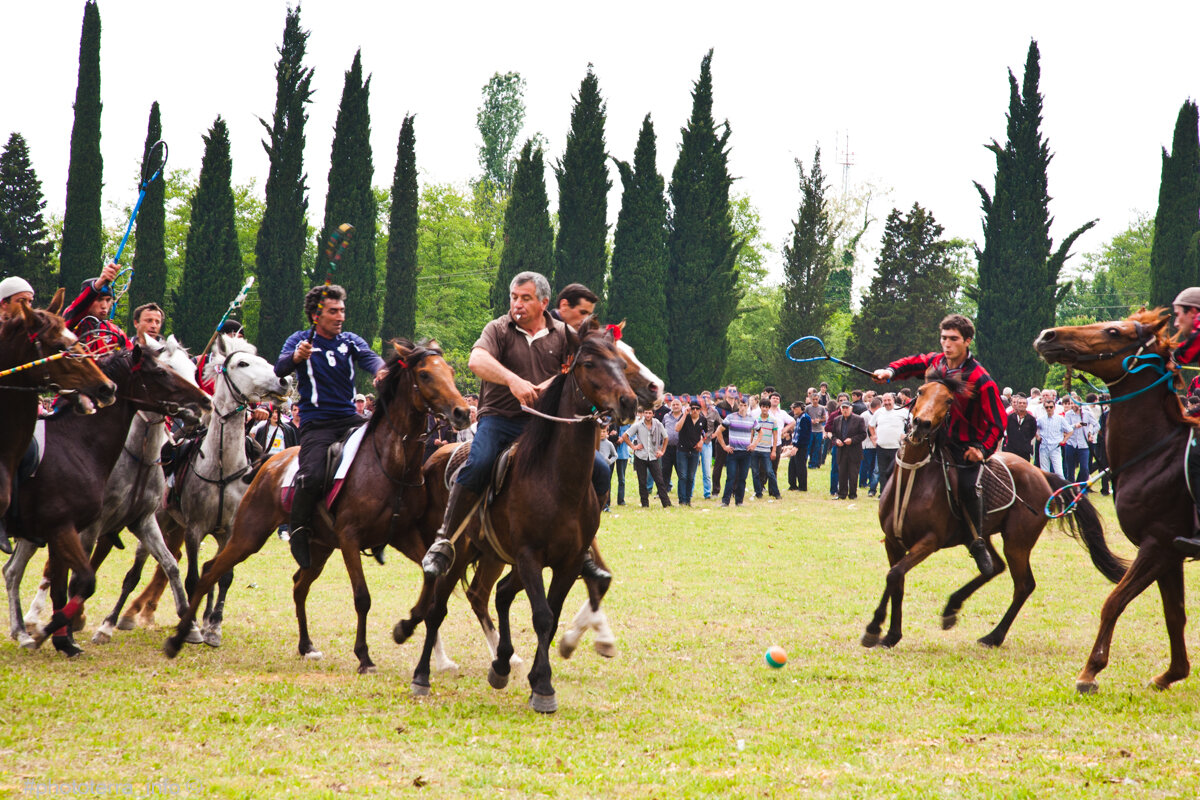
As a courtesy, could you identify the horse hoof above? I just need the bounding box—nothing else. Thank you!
[487,666,510,690]
[16,632,35,650]
[977,636,1002,649]
[91,630,111,645]
[558,638,578,660]
[411,681,431,697]
[1075,680,1099,695]
[860,632,880,648]
[358,664,377,675]
[528,692,557,714]
[136,612,156,628]
[163,638,181,659]
[392,620,413,645]
[29,629,49,650]
[941,614,958,631]
[302,649,324,661]
[509,652,524,668]
[52,636,84,659]
[1150,676,1173,692]
[116,616,137,631]
[593,640,617,659]
[202,629,222,648]
[185,624,204,645]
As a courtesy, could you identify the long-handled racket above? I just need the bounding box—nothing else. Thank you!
[109,139,169,316]
[201,276,256,356]
[307,223,354,342]
[785,335,879,379]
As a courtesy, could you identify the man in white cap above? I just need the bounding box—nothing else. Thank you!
[0,276,34,320]
[1170,287,1200,556]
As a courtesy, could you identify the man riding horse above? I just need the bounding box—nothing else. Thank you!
[421,271,611,584]
[275,283,386,570]
[62,262,131,354]
[872,313,1006,576]
[1167,287,1200,557]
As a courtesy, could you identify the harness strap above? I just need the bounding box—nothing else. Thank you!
[891,441,931,540]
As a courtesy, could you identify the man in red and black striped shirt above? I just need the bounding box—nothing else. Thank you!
[872,314,1005,576]
[1170,288,1200,556]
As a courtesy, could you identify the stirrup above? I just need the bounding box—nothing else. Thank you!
[580,553,612,584]
[421,538,455,578]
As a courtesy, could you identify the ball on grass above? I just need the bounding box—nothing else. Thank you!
[764,645,787,669]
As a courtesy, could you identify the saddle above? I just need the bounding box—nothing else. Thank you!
[279,423,368,513]
[442,441,519,564]
[942,455,1017,521]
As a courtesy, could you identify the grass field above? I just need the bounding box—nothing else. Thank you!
[3,461,1200,799]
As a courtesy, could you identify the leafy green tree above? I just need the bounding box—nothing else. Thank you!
[609,115,668,377]
[846,204,958,370]
[775,149,836,399]
[256,5,314,359]
[316,50,377,352]
[666,49,741,390]
[173,118,242,350]
[723,285,782,394]
[974,40,1095,389]
[554,65,610,301]
[476,71,527,196]
[0,133,56,300]
[60,0,104,294]
[382,114,418,341]
[126,102,167,328]
[490,140,554,316]
[1149,100,1200,307]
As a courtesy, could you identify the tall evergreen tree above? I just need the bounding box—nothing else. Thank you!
[60,0,103,294]
[554,65,610,301]
[489,140,554,317]
[1149,100,1200,307]
[127,102,167,329]
[0,133,56,299]
[173,117,242,350]
[775,149,836,398]
[256,5,314,358]
[476,72,527,196]
[666,50,741,390]
[846,204,958,369]
[974,40,1095,389]
[383,113,418,341]
[610,114,668,377]
[316,50,377,348]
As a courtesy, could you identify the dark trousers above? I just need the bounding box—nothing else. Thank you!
[712,444,728,494]
[829,441,840,495]
[788,447,809,490]
[722,450,750,505]
[836,445,863,499]
[877,448,898,492]
[297,415,366,488]
[615,458,628,505]
[633,457,672,507]
[662,444,677,489]
[751,451,780,498]
[808,431,824,468]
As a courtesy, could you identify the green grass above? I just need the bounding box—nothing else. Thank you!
[3,461,1200,798]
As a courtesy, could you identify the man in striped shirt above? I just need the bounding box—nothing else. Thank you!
[872,314,1006,576]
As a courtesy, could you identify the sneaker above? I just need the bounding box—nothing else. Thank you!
[867,491,876,498]
[721,502,730,507]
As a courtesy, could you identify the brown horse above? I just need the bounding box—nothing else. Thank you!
[1035,308,1196,693]
[162,340,469,671]
[13,344,210,656]
[405,326,637,713]
[861,378,1128,650]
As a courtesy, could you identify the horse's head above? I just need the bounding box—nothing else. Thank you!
[104,343,211,421]
[379,338,470,430]
[587,320,664,410]
[908,377,972,444]
[1034,308,1170,383]
[206,334,289,410]
[157,335,199,388]
[567,324,639,424]
[0,298,116,412]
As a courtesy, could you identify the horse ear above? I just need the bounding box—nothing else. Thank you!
[18,299,38,330]
[131,342,144,366]
[579,317,601,336]
[565,322,582,354]
[47,288,65,315]
[214,334,228,357]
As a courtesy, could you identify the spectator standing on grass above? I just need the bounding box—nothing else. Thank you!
[871,393,909,491]
[787,401,811,491]
[861,397,882,496]
[712,386,738,496]
[827,401,867,500]
[1035,396,1070,479]
[766,393,794,482]
[661,398,684,494]
[1061,395,1095,483]
[614,422,631,506]
[698,392,721,499]
[749,401,782,500]
[623,408,672,508]
[1003,394,1037,463]
[674,401,708,506]
[806,392,827,470]
[598,424,618,511]
[717,396,756,507]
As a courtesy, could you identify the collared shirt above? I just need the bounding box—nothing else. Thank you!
[1036,411,1072,447]
[1063,409,1095,448]
[626,418,668,461]
[888,350,1005,454]
[473,310,570,419]
[677,414,709,452]
[752,414,780,452]
[662,410,684,446]
[722,411,757,451]
[276,330,384,426]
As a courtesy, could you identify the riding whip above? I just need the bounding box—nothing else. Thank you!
[109,139,169,318]
[201,276,256,356]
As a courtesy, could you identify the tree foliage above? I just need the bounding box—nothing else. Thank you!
[60,0,104,294]
[383,114,419,341]
[490,140,554,316]
[666,49,741,391]
[0,133,56,300]
[1058,213,1153,324]
[476,71,527,197]
[126,102,167,328]
[1149,100,1200,307]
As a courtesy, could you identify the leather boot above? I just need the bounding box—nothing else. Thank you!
[0,519,11,556]
[422,482,480,578]
[1172,536,1200,558]
[580,547,611,590]
[962,491,995,576]
[289,479,321,570]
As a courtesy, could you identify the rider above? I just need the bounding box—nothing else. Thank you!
[872,313,1006,576]
[275,283,386,570]
[421,271,611,583]
[62,262,131,354]
[0,276,35,320]
[1168,287,1200,556]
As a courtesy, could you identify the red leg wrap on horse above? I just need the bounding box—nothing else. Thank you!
[62,596,83,619]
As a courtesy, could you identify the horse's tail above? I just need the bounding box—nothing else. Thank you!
[1044,471,1128,583]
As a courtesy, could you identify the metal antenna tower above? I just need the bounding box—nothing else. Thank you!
[837,131,854,195]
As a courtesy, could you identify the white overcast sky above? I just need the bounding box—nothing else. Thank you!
[2,1,1197,285]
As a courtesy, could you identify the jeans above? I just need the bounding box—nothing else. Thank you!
[722,450,751,505]
[808,431,824,468]
[751,450,780,498]
[1038,442,1065,479]
[458,414,611,499]
[1064,444,1091,483]
[700,441,713,498]
[829,441,840,495]
[859,448,877,488]
[676,449,700,504]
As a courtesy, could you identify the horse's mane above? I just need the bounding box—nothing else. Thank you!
[367,338,441,436]
[1121,307,1200,429]
[924,373,974,401]
[0,306,59,342]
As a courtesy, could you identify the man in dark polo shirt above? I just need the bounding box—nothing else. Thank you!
[422,271,611,582]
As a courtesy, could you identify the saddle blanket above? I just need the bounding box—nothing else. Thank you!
[279,424,367,512]
[18,419,46,481]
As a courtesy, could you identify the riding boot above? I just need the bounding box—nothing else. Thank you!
[580,546,612,590]
[0,519,11,556]
[961,489,996,577]
[421,482,481,578]
[289,479,321,570]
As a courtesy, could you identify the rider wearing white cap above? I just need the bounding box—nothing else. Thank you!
[0,276,34,320]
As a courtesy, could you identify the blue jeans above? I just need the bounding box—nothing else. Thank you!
[700,441,713,498]
[751,450,780,498]
[859,448,877,488]
[676,449,700,504]
[457,414,610,500]
[808,431,824,468]
[1064,444,1091,483]
[722,450,750,505]
[829,442,840,495]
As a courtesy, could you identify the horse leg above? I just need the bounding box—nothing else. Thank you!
[411,563,468,697]
[872,533,941,649]
[942,538,1008,632]
[294,545,334,660]
[201,560,235,648]
[1150,561,1189,690]
[517,556,559,713]
[861,536,906,647]
[36,531,96,658]
[338,542,378,674]
[23,555,52,627]
[4,540,38,647]
[488,569,523,691]
[468,558,521,667]
[127,514,182,628]
[94,544,150,644]
[977,538,1033,648]
[1076,546,1166,694]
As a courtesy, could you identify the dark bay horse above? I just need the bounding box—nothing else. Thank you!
[162,340,469,671]
[1035,308,1197,693]
[9,344,210,656]
[406,326,637,713]
[862,378,1127,650]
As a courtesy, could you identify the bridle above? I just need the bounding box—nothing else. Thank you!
[518,342,619,426]
[0,316,91,395]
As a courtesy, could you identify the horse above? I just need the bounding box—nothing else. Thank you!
[1034,308,1198,693]
[406,325,637,713]
[3,343,210,656]
[162,339,469,670]
[860,377,1128,650]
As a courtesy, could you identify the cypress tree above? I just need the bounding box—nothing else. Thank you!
[975,40,1095,389]
[553,65,610,301]
[775,149,835,398]
[610,114,668,377]
[0,133,56,299]
[256,5,314,358]
[846,204,958,369]
[173,118,242,350]
[60,0,103,294]
[382,113,418,341]
[489,140,554,317]
[1149,100,1200,307]
[316,50,377,349]
[127,102,167,329]
[666,49,741,390]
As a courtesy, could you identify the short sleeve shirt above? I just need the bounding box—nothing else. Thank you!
[752,416,780,452]
[474,311,570,419]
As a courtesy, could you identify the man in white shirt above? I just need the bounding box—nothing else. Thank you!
[870,392,910,490]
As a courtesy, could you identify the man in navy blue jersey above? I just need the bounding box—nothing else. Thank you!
[276,284,386,569]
